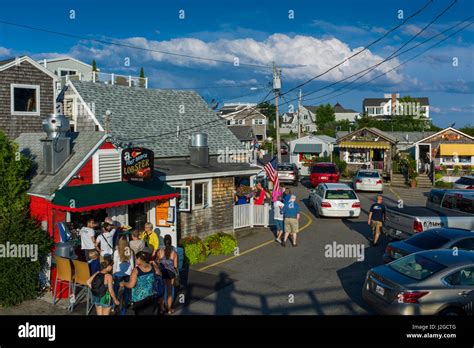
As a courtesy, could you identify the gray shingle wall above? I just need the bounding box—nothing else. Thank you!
[69,81,245,158]
[0,60,55,139]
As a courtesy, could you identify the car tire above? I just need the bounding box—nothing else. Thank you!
[439,307,465,316]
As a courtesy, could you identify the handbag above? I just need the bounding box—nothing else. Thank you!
[173,267,181,288]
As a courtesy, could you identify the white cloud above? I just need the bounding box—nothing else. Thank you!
[0,47,12,57]
[430,106,442,113]
[69,34,404,84]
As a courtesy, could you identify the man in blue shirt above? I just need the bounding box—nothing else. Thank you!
[368,195,386,246]
[282,195,301,247]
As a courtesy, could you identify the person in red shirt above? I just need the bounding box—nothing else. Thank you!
[254,182,270,205]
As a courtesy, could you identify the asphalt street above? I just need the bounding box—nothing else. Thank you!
[176,180,428,315]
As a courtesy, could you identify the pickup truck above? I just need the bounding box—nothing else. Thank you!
[383,189,474,240]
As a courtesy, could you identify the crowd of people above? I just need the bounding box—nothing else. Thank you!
[78,219,179,316]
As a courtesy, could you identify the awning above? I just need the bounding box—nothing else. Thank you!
[293,143,322,153]
[339,141,390,149]
[439,143,474,156]
[52,177,179,212]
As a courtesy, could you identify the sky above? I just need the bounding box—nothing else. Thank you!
[0,0,473,127]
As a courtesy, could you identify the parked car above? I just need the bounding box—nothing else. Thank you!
[384,189,474,240]
[309,162,339,188]
[453,175,474,189]
[383,228,474,263]
[352,169,383,192]
[308,183,360,218]
[277,163,298,186]
[363,249,474,315]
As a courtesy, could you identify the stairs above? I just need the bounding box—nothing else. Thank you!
[390,173,433,188]
[416,174,433,188]
[390,173,407,187]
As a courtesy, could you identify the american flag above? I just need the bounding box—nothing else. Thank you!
[264,157,281,202]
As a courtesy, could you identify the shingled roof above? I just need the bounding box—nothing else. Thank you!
[15,132,107,196]
[69,80,244,158]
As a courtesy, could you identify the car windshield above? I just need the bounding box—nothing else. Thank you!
[358,172,380,178]
[325,190,356,200]
[389,254,446,280]
[456,177,474,185]
[278,165,294,171]
[405,231,450,249]
[312,165,337,174]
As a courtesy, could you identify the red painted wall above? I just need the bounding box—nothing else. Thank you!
[67,140,116,187]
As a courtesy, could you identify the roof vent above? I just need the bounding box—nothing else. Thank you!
[41,114,71,175]
[189,133,209,167]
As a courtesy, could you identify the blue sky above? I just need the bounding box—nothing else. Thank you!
[0,0,473,126]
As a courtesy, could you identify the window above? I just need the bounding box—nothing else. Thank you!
[11,84,40,115]
[169,182,190,212]
[192,179,212,209]
[347,149,369,163]
[325,190,357,200]
[58,68,79,77]
[252,119,265,125]
[389,254,446,280]
[451,238,474,251]
[445,267,474,286]
[405,231,450,249]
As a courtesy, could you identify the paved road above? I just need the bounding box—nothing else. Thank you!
[176,180,428,315]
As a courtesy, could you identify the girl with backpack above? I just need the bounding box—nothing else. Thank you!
[87,258,120,316]
[120,251,163,315]
[157,235,179,315]
[112,236,135,315]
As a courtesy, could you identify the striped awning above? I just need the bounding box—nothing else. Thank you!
[293,143,322,153]
[439,143,474,156]
[339,141,390,149]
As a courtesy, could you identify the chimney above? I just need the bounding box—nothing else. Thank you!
[189,133,209,167]
[391,93,398,115]
[41,114,71,175]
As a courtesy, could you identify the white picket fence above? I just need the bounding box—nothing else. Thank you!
[234,202,272,229]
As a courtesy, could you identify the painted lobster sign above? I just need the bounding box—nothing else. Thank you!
[122,147,154,182]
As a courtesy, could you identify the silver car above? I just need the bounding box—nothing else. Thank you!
[363,249,474,315]
[352,170,383,192]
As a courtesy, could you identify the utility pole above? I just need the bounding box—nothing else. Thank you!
[297,89,302,139]
[273,62,282,163]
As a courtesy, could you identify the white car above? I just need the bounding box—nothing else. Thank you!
[352,170,383,192]
[308,183,361,218]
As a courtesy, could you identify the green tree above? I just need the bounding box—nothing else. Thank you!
[92,59,98,72]
[0,132,52,306]
[460,125,474,136]
[315,103,335,131]
[257,101,277,137]
[139,67,146,88]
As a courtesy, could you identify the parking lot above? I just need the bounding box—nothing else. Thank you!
[175,180,431,315]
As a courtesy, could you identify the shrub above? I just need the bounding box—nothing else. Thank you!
[435,181,454,188]
[205,233,238,256]
[0,132,53,307]
[180,236,208,265]
[434,173,443,182]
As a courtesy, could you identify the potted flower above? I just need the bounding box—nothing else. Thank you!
[408,168,418,188]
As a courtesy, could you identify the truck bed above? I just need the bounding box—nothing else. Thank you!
[386,206,468,217]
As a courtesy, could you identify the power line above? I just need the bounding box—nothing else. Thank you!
[297,0,458,104]
[279,16,467,107]
[0,19,272,69]
[300,14,472,104]
[308,20,474,106]
[275,0,434,99]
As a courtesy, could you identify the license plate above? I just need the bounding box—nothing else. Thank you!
[375,285,385,296]
[321,176,327,180]
[338,203,348,208]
